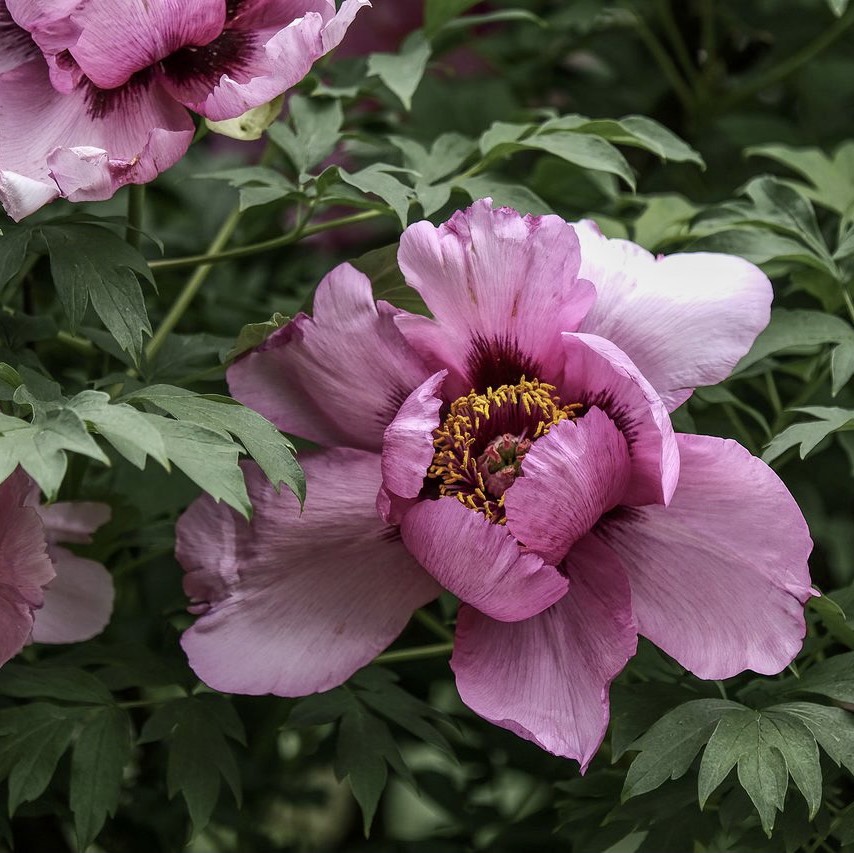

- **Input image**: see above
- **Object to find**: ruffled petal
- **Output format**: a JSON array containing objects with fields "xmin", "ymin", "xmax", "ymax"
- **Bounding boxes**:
[
  {"xmin": 227, "ymin": 263, "xmax": 429, "ymax": 451},
  {"xmin": 67, "ymin": 0, "xmax": 227, "ymax": 89},
  {"xmin": 0, "ymin": 58, "xmax": 193, "ymax": 220},
  {"xmin": 452, "ymin": 535, "xmax": 636, "ymax": 768},
  {"xmin": 561, "ymin": 333, "xmax": 679, "ymax": 506},
  {"xmin": 31, "ymin": 547, "xmax": 113, "ymax": 644},
  {"xmin": 396, "ymin": 199, "xmax": 595, "ymax": 397},
  {"xmin": 596, "ymin": 434, "xmax": 814, "ymax": 679},
  {"xmin": 0, "ymin": 469, "xmax": 54, "ymax": 666},
  {"xmin": 575, "ymin": 220, "xmax": 772, "ymax": 411},
  {"xmin": 177, "ymin": 450, "xmax": 441, "ymax": 696},
  {"xmin": 399, "ymin": 496, "xmax": 568, "ymax": 622},
  {"xmin": 37, "ymin": 500, "xmax": 110, "ymax": 544},
  {"xmin": 160, "ymin": 0, "xmax": 368, "ymax": 121},
  {"xmin": 504, "ymin": 407, "xmax": 630, "ymax": 565}
]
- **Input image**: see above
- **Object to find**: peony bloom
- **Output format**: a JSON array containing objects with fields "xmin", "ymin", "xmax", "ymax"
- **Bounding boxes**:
[
  {"xmin": 0, "ymin": 468, "xmax": 114, "ymax": 665},
  {"xmin": 176, "ymin": 199, "xmax": 814, "ymax": 768},
  {"xmin": 0, "ymin": 0, "xmax": 368, "ymax": 221}
]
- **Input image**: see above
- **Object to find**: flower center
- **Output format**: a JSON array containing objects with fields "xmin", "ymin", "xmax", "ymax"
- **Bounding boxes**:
[{"xmin": 428, "ymin": 378, "xmax": 582, "ymax": 523}]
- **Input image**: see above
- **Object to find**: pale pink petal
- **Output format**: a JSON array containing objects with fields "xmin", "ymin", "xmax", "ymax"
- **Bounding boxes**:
[
  {"xmin": 160, "ymin": 0, "xmax": 369, "ymax": 121},
  {"xmin": 561, "ymin": 333, "xmax": 679, "ymax": 506},
  {"xmin": 177, "ymin": 450, "xmax": 440, "ymax": 696},
  {"xmin": 5, "ymin": 0, "xmax": 80, "ymax": 55},
  {"xmin": 399, "ymin": 496, "xmax": 568, "ymax": 622},
  {"xmin": 575, "ymin": 220, "xmax": 773, "ymax": 411},
  {"xmin": 0, "ymin": 58, "xmax": 193, "ymax": 220},
  {"xmin": 396, "ymin": 199, "xmax": 595, "ymax": 397},
  {"xmin": 0, "ymin": 470, "xmax": 54, "ymax": 666},
  {"xmin": 31, "ymin": 547, "xmax": 113, "ymax": 644},
  {"xmin": 504, "ymin": 408, "xmax": 630, "ymax": 565},
  {"xmin": 381, "ymin": 371, "xmax": 446, "ymax": 503},
  {"xmin": 596, "ymin": 434, "xmax": 814, "ymax": 679},
  {"xmin": 0, "ymin": 4, "xmax": 38, "ymax": 74},
  {"xmin": 37, "ymin": 501, "xmax": 110, "ymax": 545},
  {"xmin": 228, "ymin": 263, "xmax": 429, "ymax": 451},
  {"xmin": 452, "ymin": 536, "xmax": 636, "ymax": 768},
  {"xmin": 66, "ymin": 0, "xmax": 227, "ymax": 89}
]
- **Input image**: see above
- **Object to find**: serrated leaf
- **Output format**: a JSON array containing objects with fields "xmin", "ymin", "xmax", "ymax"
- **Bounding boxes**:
[
  {"xmin": 349, "ymin": 243, "xmax": 429, "ymax": 314},
  {"xmin": 0, "ymin": 663, "xmax": 113, "ymax": 705},
  {"xmin": 197, "ymin": 166, "xmax": 295, "ymax": 211},
  {"xmin": 787, "ymin": 651, "xmax": 854, "ymax": 704},
  {"xmin": 70, "ymin": 706, "xmax": 133, "ymax": 850},
  {"xmin": 226, "ymin": 312, "xmax": 289, "ymax": 362},
  {"xmin": 622, "ymin": 699, "xmax": 742, "ymax": 799},
  {"xmin": 773, "ymin": 701, "xmax": 854, "ymax": 774},
  {"xmin": 41, "ymin": 223, "xmax": 153, "ymax": 364},
  {"xmin": 455, "ymin": 175, "xmax": 553, "ymax": 215},
  {"xmin": 268, "ymin": 95, "xmax": 343, "ymax": 176},
  {"xmin": 340, "ymin": 164, "xmax": 413, "ymax": 227},
  {"xmin": 762, "ymin": 406, "xmax": 854, "ymax": 464},
  {"xmin": 0, "ymin": 226, "xmax": 32, "ymax": 292},
  {"xmin": 367, "ymin": 31, "xmax": 431, "ymax": 110}
]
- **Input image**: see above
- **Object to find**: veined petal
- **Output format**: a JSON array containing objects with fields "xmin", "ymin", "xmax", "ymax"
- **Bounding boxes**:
[
  {"xmin": 396, "ymin": 199, "xmax": 595, "ymax": 397},
  {"xmin": 160, "ymin": 0, "xmax": 369, "ymax": 121},
  {"xmin": 227, "ymin": 263, "xmax": 429, "ymax": 451},
  {"xmin": 177, "ymin": 450, "xmax": 440, "ymax": 696},
  {"xmin": 37, "ymin": 501, "xmax": 110, "ymax": 544},
  {"xmin": 561, "ymin": 333, "xmax": 679, "ymax": 506},
  {"xmin": 452, "ymin": 536, "xmax": 636, "ymax": 769},
  {"xmin": 399, "ymin": 496, "xmax": 568, "ymax": 622},
  {"xmin": 575, "ymin": 220, "xmax": 772, "ymax": 411},
  {"xmin": 504, "ymin": 408, "xmax": 630, "ymax": 565},
  {"xmin": 0, "ymin": 3, "xmax": 38, "ymax": 74},
  {"xmin": 0, "ymin": 58, "xmax": 193, "ymax": 220},
  {"xmin": 596, "ymin": 434, "xmax": 814, "ymax": 679}
]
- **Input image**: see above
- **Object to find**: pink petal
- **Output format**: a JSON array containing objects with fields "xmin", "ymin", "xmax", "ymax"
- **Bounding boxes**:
[
  {"xmin": 452, "ymin": 535, "xmax": 636, "ymax": 768},
  {"xmin": 31, "ymin": 547, "xmax": 113, "ymax": 644},
  {"xmin": 161, "ymin": 0, "xmax": 369, "ymax": 121},
  {"xmin": 396, "ymin": 199, "xmax": 595, "ymax": 398},
  {"xmin": 596, "ymin": 434, "xmax": 814, "ymax": 679},
  {"xmin": 5, "ymin": 0, "xmax": 80, "ymax": 55},
  {"xmin": 228, "ymin": 263, "xmax": 429, "ymax": 451},
  {"xmin": 504, "ymin": 407, "xmax": 630, "ymax": 565},
  {"xmin": 0, "ymin": 470, "xmax": 54, "ymax": 666},
  {"xmin": 37, "ymin": 501, "xmax": 110, "ymax": 545},
  {"xmin": 561, "ymin": 333, "xmax": 679, "ymax": 506},
  {"xmin": 399, "ymin": 496, "xmax": 568, "ymax": 622},
  {"xmin": 381, "ymin": 371, "xmax": 446, "ymax": 513},
  {"xmin": 66, "ymin": 0, "xmax": 227, "ymax": 89},
  {"xmin": 575, "ymin": 220, "xmax": 773, "ymax": 411},
  {"xmin": 0, "ymin": 58, "xmax": 193, "ymax": 220},
  {"xmin": 0, "ymin": 4, "xmax": 38, "ymax": 74},
  {"xmin": 177, "ymin": 450, "xmax": 441, "ymax": 696}
]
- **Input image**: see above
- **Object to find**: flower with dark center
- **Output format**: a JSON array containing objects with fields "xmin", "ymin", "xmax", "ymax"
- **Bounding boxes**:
[
  {"xmin": 0, "ymin": 0, "xmax": 368, "ymax": 220},
  {"xmin": 176, "ymin": 199, "xmax": 814, "ymax": 769}
]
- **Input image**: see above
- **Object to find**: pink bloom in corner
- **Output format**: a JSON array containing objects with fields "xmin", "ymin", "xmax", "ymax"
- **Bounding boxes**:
[
  {"xmin": 0, "ymin": 0, "xmax": 368, "ymax": 221},
  {"xmin": 0, "ymin": 468, "xmax": 114, "ymax": 665},
  {"xmin": 176, "ymin": 199, "xmax": 814, "ymax": 769}
]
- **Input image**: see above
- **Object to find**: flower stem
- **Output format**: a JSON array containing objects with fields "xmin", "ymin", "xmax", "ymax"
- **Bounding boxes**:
[
  {"xmin": 126, "ymin": 184, "xmax": 146, "ymax": 250},
  {"xmin": 374, "ymin": 642, "xmax": 454, "ymax": 665},
  {"xmin": 414, "ymin": 609, "xmax": 455, "ymax": 642},
  {"xmin": 654, "ymin": 0, "xmax": 698, "ymax": 89},
  {"xmin": 144, "ymin": 207, "xmax": 243, "ymax": 362},
  {"xmin": 148, "ymin": 209, "xmax": 383, "ymax": 273}
]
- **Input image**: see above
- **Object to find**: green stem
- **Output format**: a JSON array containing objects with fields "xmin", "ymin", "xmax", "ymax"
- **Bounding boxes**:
[
  {"xmin": 625, "ymin": 2, "xmax": 694, "ymax": 111},
  {"xmin": 148, "ymin": 209, "xmax": 383, "ymax": 273},
  {"xmin": 765, "ymin": 370, "xmax": 783, "ymax": 416},
  {"xmin": 722, "ymin": 402, "xmax": 757, "ymax": 454},
  {"xmin": 56, "ymin": 330, "xmax": 98, "ymax": 357},
  {"xmin": 720, "ymin": 7, "xmax": 854, "ymax": 110},
  {"xmin": 654, "ymin": 0, "xmax": 699, "ymax": 88},
  {"xmin": 374, "ymin": 642, "xmax": 454, "ymax": 665},
  {"xmin": 5, "ymin": 253, "xmax": 38, "ymax": 298},
  {"xmin": 144, "ymin": 207, "xmax": 242, "ymax": 362},
  {"xmin": 414, "ymin": 609, "xmax": 454, "ymax": 642},
  {"xmin": 126, "ymin": 184, "xmax": 146, "ymax": 250}
]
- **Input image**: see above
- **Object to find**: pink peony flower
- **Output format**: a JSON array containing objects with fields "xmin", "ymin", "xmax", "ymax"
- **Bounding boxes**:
[
  {"xmin": 0, "ymin": 0, "xmax": 368, "ymax": 220},
  {"xmin": 0, "ymin": 468, "xmax": 114, "ymax": 665},
  {"xmin": 176, "ymin": 199, "xmax": 814, "ymax": 768}
]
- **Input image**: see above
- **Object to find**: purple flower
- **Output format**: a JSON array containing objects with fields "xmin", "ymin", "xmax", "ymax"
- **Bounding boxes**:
[
  {"xmin": 0, "ymin": 0, "xmax": 368, "ymax": 220},
  {"xmin": 0, "ymin": 468, "xmax": 114, "ymax": 665},
  {"xmin": 176, "ymin": 199, "xmax": 814, "ymax": 768}
]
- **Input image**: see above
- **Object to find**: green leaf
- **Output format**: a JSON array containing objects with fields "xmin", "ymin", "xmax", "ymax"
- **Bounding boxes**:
[
  {"xmin": 0, "ymin": 703, "xmax": 80, "ymax": 813},
  {"xmin": 196, "ymin": 166, "xmax": 296, "ymax": 211},
  {"xmin": 829, "ymin": 0, "xmax": 851, "ymax": 15},
  {"xmin": 0, "ymin": 225, "xmax": 32, "ymax": 293},
  {"xmin": 632, "ymin": 194, "xmax": 699, "ymax": 250},
  {"xmin": 226, "ymin": 312, "xmax": 290, "ymax": 362},
  {"xmin": 787, "ymin": 652, "xmax": 854, "ymax": 704},
  {"xmin": 762, "ymin": 406, "xmax": 854, "ymax": 464},
  {"xmin": 0, "ymin": 663, "xmax": 113, "ymax": 705},
  {"xmin": 70, "ymin": 706, "xmax": 133, "ymax": 850},
  {"xmin": 367, "ymin": 31, "xmax": 432, "ymax": 110},
  {"xmin": 139, "ymin": 696, "xmax": 244, "ymax": 837},
  {"xmin": 455, "ymin": 175, "xmax": 553, "ymax": 215},
  {"xmin": 340, "ymin": 164, "xmax": 413, "ymax": 227},
  {"xmin": 349, "ymin": 243, "xmax": 428, "ymax": 314},
  {"xmin": 268, "ymin": 95, "xmax": 344, "ymax": 176},
  {"xmin": 40, "ymin": 223, "xmax": 153, "ymax": 364},
  {"xmin": 423, "ymin": 0, "xmax": 480, "ymax": 34},
  {"xmin": 128, "ymin": 385, "xmax": 304, "ymax": 504},
  {"xmin": 622, "ymin": 699, "xmax": 742, "ymax": 799},
  {"xmin": 772, "ymin": 702, "xmax": 854, "ymax": 774}
]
